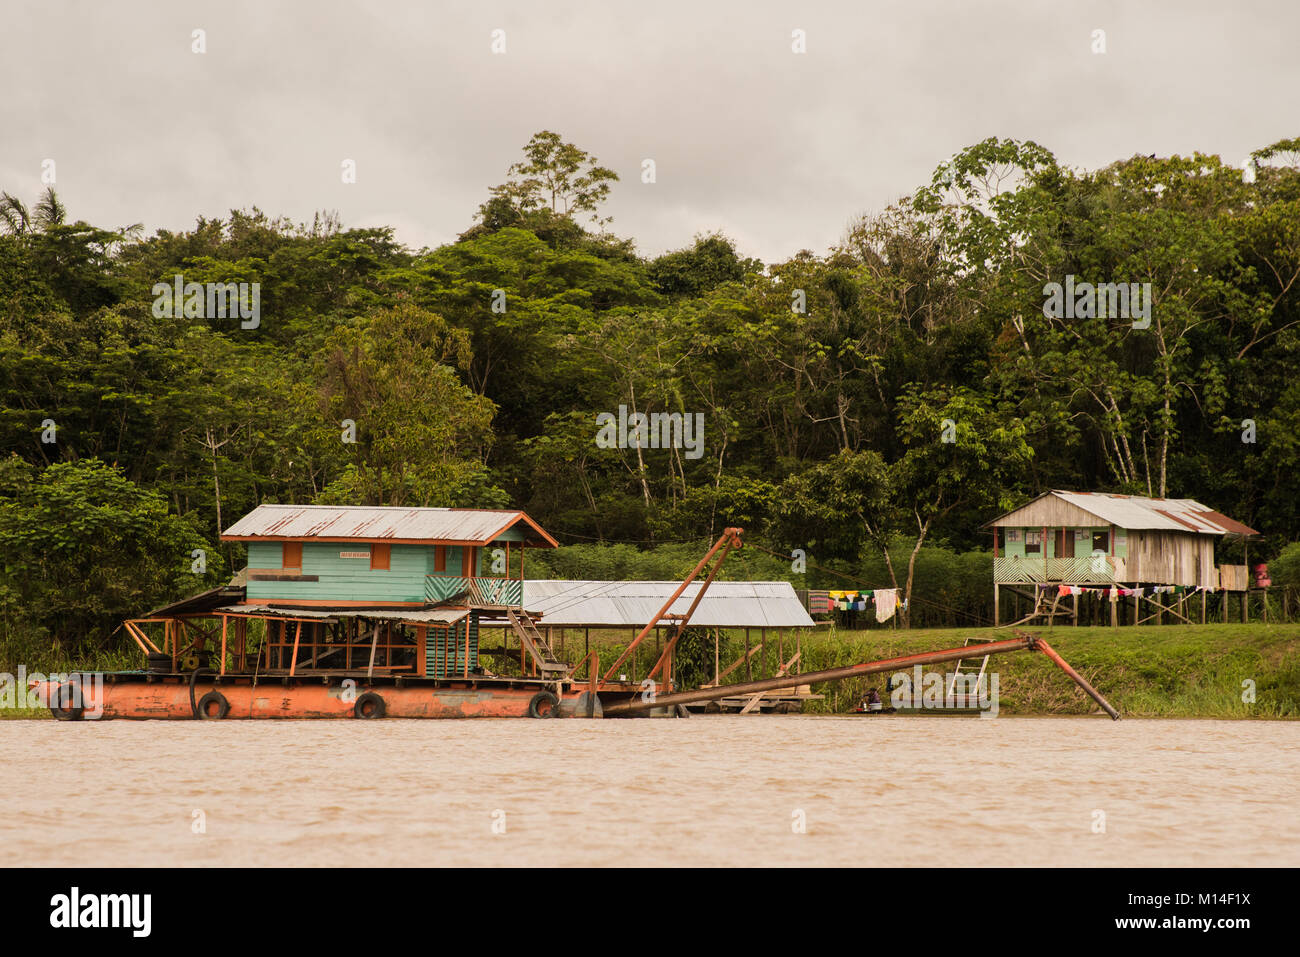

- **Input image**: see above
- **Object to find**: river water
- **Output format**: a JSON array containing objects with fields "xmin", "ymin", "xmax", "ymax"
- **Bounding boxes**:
[{"xmin": 4, "ymin": 717, "xmax": 1296, "ymax": 867}]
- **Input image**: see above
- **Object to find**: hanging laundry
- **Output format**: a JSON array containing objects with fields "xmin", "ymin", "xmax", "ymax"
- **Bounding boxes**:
[{"xmin": 874, "ymin": 588, "xmax": 898, "ymax": 623}]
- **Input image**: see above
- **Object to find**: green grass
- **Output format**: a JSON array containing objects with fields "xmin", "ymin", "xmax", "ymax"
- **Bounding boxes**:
[{"xmin": 540, "ymin": 622, "xmax": 1300, "ymax": 718}]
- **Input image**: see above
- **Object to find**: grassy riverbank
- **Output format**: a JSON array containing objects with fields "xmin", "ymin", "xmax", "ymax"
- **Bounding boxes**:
[{"xmin": 551, "ymin": 623, "xmax": 1300, "ymax": 718}]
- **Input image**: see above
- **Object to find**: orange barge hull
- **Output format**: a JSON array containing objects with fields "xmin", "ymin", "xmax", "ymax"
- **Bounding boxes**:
[{"xmin": 31, "ymin": 676, "xmax": 601, "ymax": 720}]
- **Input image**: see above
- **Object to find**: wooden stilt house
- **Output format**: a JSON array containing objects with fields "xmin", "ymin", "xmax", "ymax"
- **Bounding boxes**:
[{"xmin": 985, "ymin": 491, "xmax": 1259, "ymax": 625}]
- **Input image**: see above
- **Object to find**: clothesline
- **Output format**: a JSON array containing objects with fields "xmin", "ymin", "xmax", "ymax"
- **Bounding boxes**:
[
  {"xmin": 823, "ymin": 588, "xmax": 905, "ymax": 623},
  {"xmin": 1052, "ymin": 583, "xmax": 1212, "ymax": 599}
]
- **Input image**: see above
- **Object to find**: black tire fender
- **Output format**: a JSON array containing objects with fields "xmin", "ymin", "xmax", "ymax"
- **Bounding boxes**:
[
  {"xmin": 528, "ymin": 690, "xmax": 559, "ymax": 719},
  {"xmin": 50, "ymin": 682, "xmax": 84, "ymax": 721},
  {"xmin": 354, "ymin": 691, "xmax": 386, "ymax": 719},
  {"xmin": 196, "ymin": 690, "xmax": 230, "ymax": 719}
]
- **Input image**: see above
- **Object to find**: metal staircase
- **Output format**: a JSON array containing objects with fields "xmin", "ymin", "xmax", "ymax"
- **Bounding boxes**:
[{"xmin": 506, "ymin": 610, "xmax": 567, "ymax": 675}]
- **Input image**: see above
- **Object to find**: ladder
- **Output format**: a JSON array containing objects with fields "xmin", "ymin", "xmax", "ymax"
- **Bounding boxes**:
[
  {"xmin": 506, "ymin": 610, "xmax": 568, "ymax": 675},
  {"xmin": 946, "ymin": 637, "xmax": 993, "ymax": 701}
]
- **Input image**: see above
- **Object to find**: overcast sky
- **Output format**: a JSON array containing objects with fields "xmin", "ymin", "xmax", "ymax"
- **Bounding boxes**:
[{"xmin": 4, "ymin": 1, "xmax": 1298, "ymax": 264}]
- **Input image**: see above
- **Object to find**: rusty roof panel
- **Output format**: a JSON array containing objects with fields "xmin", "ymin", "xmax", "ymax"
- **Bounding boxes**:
[{"xmin": 221, "ymin": 504, "xmax": 557, "ymax": 547}]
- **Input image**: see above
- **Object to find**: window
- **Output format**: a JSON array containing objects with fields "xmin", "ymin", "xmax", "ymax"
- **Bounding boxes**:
[
  {"xmin": 1092, "ymin": 531, "xmax": 1110, "ymax": 554},
  {"xmin": 282, "ymin": 542, "xmax": 302, "ymax": 570},
  {"xmin": 371, "ymin": 543, "xmax": 391, "ymax": 571},
  {"xmin": 433, "ymin": 546, "xmax": 446, "ymax": 572},
  {"xmin": 1025, "ymin": 530, "xmax": 1041, "ymax": 555}
]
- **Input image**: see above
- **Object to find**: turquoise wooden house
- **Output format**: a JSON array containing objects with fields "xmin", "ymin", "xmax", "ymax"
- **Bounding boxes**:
[{"xmin": 217, "ymin": 505, "xmax": 559, "ymax": 678}]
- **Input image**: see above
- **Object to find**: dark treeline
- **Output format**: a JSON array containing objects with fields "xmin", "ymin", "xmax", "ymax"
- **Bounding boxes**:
[{"xmin": 3, "ymin": 131, "xmax": 1300, "ymax": 659}]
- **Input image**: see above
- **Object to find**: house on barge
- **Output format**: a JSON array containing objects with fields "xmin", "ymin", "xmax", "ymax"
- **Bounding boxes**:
[
  {"xmin": 94, "ymin": 504, "xmax": 581, "ymax": 719},
  {"xmin": 985, "ymin": 491, "xmax": 1261, "ymax": 626},
  {"xmin": 214, "ymin": 503, "xmax": 561, "ymax": 679}
]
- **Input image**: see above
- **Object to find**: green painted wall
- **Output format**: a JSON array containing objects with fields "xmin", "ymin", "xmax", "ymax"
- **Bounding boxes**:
[
  {"xmin": 247, "ymin": 541, "xmax": 427, "ymax": 602},
  {"xmin": 246, "ymin": 541, "xmax": 521, "ymax": 603},
  {"xmin": 1000, "ymin": 527, "xmax": 1127, "ymax": 560}
]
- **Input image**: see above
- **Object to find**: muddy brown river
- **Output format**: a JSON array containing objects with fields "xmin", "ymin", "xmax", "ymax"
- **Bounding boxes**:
[{"xmin": 4, "ymin": 716, "xmax": 1296, "ymax": 866}]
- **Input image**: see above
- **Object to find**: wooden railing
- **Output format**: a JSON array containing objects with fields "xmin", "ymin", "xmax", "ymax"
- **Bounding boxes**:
[
  {"xmin": 425, "ymin": 576, "xmax": 523, "ymax": 606},
  {"xmin": 994, "ymin": 555, "xmax": 1125, "ymax": 583}
]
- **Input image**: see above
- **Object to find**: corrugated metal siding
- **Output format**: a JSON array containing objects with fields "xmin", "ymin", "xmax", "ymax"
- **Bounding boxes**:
[
  {"xmin": 426, "ymin": 613, "xmax": 478, "ymax": 677},
  {"xmin": 521, "ymin": 581, "xmax": 815, "ymax": 628},
  {"xmin": 223, "ymin": 504, "xmax": 554, "ymax": 545}
]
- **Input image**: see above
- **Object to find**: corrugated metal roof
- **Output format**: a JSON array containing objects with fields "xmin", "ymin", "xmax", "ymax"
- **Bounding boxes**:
[
  {"xmin": 147, "ymin": 586, "xmax": 246, "ymax": 618},
  {"xmin": 521, "ymin": 580, "xmax": 816, "ymax": 628},
  {"xmin": 993, "ymin": 491, "xmax": 1258, "ymax": 536},
  {"xmin": 221, "ymin": 504, "xmax": 557, "ymax": 547},
  {"xmin": 217, "ymin": 604, "xmax": 470, "ymax": 625}
]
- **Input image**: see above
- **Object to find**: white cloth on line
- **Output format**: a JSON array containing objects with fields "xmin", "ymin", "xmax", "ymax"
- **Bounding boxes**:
[{"xmin": 874, "ymin": 588, "xmax": 898, "ymax": 623}]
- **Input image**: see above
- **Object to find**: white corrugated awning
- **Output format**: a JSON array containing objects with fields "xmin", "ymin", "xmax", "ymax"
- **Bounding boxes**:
[{"xmin": 520, "ymin": 581, "xmax": 815, "ymax": 628}]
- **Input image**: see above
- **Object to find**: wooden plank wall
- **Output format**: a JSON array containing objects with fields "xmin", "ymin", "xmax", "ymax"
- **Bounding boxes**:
[{"xmin": 1125, "ymin": 531, "xmax": 1216, "ymax": 586}]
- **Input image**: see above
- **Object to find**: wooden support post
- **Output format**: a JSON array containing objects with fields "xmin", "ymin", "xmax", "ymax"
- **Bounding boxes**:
[
  {"xmin": 761, "ymin": 629, "xmax": 767, "ymax": 679},
  {"xmin": 714, "ymin": 629, "xmax": 720, "ymax": 685},
  {"xmin": 994, "ymin": 582, "xmax": 1000, "ymax": 627},
  {"xmin": 744, "ymin": 629, "xmax": 752, "ymax": 682},
  {"xmin": 1243, "ymin": 589, "xmax": 1249, "ymax": 624},
  {"xmin": 366, "ymin": 623, "xmax": 379, "ymax": 680},
  {"xmin": 289, "ymin": 620, "xmax": 303, "ymax": 677},
  {"xmin": 1073, "ymin": 592, "xmax": 1079, "ymax": 626},
  {"xmin": 1201, "ymin": 588, "xmax": 1207, "ymax": 624},
  {"xmin": 1110, "ymin": 590, "xmax": 1118, "ymax": 628},
  {"xmin": 1132, "ymin": 592, "xmax": 1138, "ymax": 626}
]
